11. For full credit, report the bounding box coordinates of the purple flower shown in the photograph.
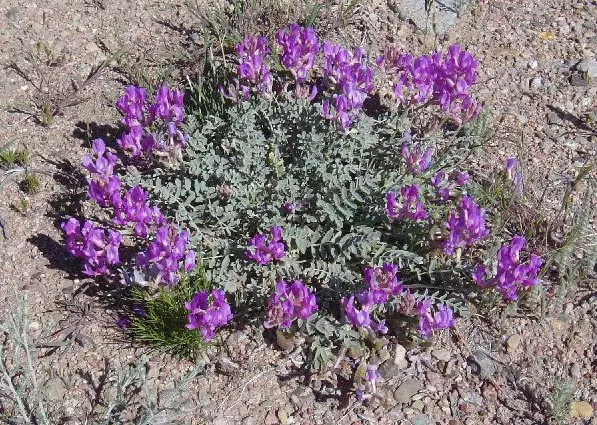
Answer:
[416,299,456,338]
[453,170,469,186]
[381,44,481,123]
[401,141,432,174]
[276,24,320,83]
[61,218,121,276]
[473,235,543,301]
[185,289,233,341]
[117,84,187,159]
[149,85,185,125]
[385,184,428,221]
[505,157,523,193]
[246,226,286,265]
[363,263,403,303]
[136,224,196,286]
[442,196,489,255]
[116,85,148,129]
[117,315,131,330]
[264,280,317,329]
[342,290,387,334]
[321,42,374,129]
[82,139,121,207]
[112,186,165,238]
[282,202,297,215]
[228,35,273,97]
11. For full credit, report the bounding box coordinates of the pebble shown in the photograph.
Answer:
[410,413,430,425]
[546,111,564,126]
[577,59,597,78]
[528,60,538,69]
[570,362,582,379]
[467,350,495,379]
[530,76,543,89]
[570,401,594,419]
[505,334,522,353]
[393,379,423,404]
[431,349,451,362]
[45,378,68,402]
[570,73,589,87]
[213,417,231,425]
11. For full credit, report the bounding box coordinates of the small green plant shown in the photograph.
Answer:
[0,148,30,167]
[129,269,212,358]
[550,381,575,425]
[21,174,41,194]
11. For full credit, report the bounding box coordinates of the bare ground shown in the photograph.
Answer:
[0,0,596,424]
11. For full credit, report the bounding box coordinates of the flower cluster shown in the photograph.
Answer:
[116,84,186,159]
[264,280,318,329]
[276,23,320,84]
[431,169,469,201]
[401,141,432,175]
[363,262,403,303]
[385,184,428,221]
[236,36,273,97]
[473,235,542,301]
[343,263,456,338]
[112,186,165,238]
[82,139,121,207]
[136,224,196,286]
[442,196,489,255]
[246,226,286,265]
[321,43,374,130]
[342,292,388,334]
[62,218,121,276]
[185,289,233,341]
[380,44,480,123]
[64,86,196,284]
[416,299,456,338]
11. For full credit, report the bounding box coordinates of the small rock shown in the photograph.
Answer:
[530,76,543,89]
[213,417,231,425]
[411,400,425,411]
[570,73,589,87]
[528,60,538,70]
[577,59,597,78]
[431,349,451,362]
[264,410,278,425]
[393,379,423,404]
[277,409,291,425]
[547,111,564,126]
[570,401,594,419]
[410,413,430,425]
[217,357,240,375]
[505,334,522,353]
[463,392,484,406]
[570,362,582,379]
[45,378,67,402]
[467,350,495,379]
[379,345,408,379]
[241,417,257,425]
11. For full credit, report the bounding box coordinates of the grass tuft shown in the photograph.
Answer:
[129,268,213,358]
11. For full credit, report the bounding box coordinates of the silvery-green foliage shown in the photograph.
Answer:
[132,92,473,297]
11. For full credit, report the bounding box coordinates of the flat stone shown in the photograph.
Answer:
[393,378,423,404]
[570,362,582,379]
[505,334,522,353]
[570,73,589,87]
[391,0,461,36]
[431,349,451,362]
[45,378,67,402]
[467,350,495,378]
[410,413,430,425]
[577,59,597,78]
[570,401,594,419]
